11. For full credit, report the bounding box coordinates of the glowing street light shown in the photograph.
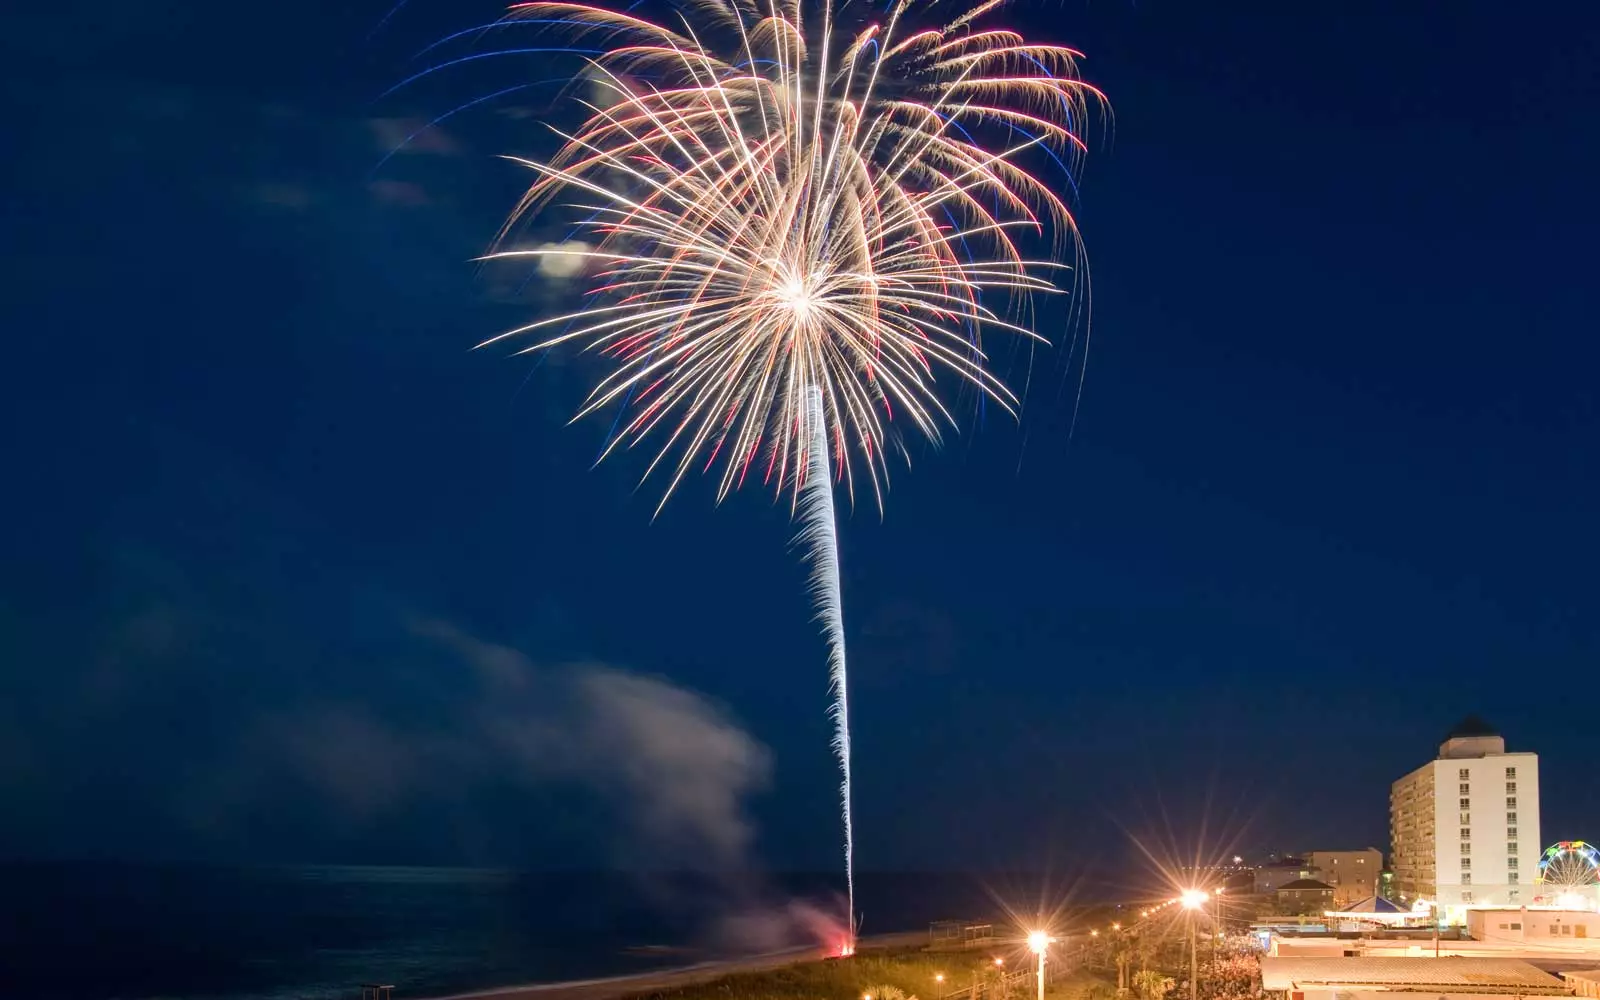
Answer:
[1112,922,1122,931]
[935,974,946,985]
[994,958,1005,967]
[1180,889,1209,910]
[1028,931,1054,1000]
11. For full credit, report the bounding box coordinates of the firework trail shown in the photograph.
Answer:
[441,0,1099,943]
[796,384,854,936]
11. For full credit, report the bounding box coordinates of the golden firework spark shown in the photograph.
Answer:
[479,0,1102,512]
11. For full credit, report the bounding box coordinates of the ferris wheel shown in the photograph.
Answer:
[1534,841,1600,903]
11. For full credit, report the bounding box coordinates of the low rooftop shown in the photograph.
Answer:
[1261,957,1569,994]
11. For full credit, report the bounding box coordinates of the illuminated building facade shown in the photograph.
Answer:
[1305,848,1384,907]
[1390,717,1540,914]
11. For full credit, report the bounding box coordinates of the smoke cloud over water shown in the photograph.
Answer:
[415,620,772,871]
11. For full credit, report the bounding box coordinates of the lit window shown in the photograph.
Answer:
[1461,813,1472,825]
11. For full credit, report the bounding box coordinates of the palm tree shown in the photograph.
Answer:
[1115,945,1135,995]
[1133,971,1174,1000]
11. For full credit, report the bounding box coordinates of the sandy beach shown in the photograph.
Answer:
[429,931,929,1000]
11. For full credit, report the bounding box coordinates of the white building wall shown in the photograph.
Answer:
[1468,908,1599,942]
[1430,752,1539,911]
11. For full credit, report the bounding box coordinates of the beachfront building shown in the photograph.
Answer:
[1389,717,1540,916]
[1277,879,1336,916]
[1305,849,1383,908]
[1256,859,1319,895]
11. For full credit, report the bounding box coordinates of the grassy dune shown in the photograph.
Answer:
[624,947,1112,1000]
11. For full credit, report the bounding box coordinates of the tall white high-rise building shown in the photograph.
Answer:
[1390,717,1540,914]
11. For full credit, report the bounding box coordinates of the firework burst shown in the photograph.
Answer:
[476,0,1102,512]
[442,0,1100,942]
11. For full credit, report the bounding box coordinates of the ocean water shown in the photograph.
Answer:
[0,864,1018,1000]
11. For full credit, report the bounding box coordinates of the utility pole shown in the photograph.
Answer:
[1190,914,1198,1000]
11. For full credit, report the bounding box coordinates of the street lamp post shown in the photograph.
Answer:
[1181,890,1210,1000]
[1028,931,1053,1000]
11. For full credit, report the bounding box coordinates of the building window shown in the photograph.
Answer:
[1509,857,1519,869]
[1550,926,1560,936]
[1460,783,1471,795]
[1507,797,1517,809]
[1506,767,1516,778]
[1461,828,1471,839]
[1510,891,1520,901]
[1509,842,1518,854]
[1510,872,1519,882]
[1507,782,1517,793]
[1461,843,1471,855]
[1461,812,1472,825]
[1509,827,1518,838]
[1461,768,1471,780]
[1461,859,1472,870]
[1508,812,1518,824]
[1510,921,1522,929]
[1463,891,1474,901]
[1461,798,1472,809]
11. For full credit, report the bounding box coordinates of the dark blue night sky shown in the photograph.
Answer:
[2,1,1596,874]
